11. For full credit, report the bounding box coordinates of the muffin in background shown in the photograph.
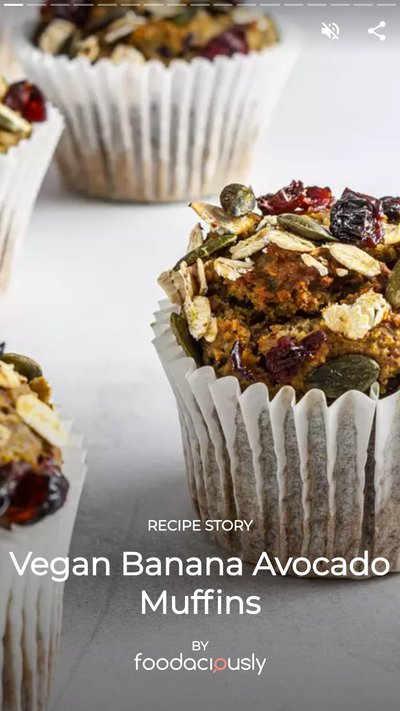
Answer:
[0,349,86,710]
[153,181,400,576]
[0,77,63,295]
[15,2,299,202]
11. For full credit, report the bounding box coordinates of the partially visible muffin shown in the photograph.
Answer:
[0,350,69,529]
[34,1,278,64]
[0,78,47,153]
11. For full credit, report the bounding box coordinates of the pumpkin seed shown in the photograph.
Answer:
[219,184,256,217]
[173,233,237,270]
[277,213,336,242]
[308,354,380,398]
[190,202,260,235]
[170,312,202,366]
[2,353,43,382]
[386,258,400,307]
[170,7,198,25]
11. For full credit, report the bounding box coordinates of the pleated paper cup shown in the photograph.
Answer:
[152,302,400,579]
[0,423,87,711]
[15,20,300,203]
[0,104,63,296]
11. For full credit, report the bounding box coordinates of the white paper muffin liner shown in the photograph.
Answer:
[0,104,63,296]
[153,301,400,578]
[0,422,87,711]
[15,21,300,202]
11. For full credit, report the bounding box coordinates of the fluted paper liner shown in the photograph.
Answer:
[153,302,400,578]
[15,21,300,202]
[0,423,87,710]
[0,104,63,296]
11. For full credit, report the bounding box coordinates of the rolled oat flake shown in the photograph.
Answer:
[308,354,380,398]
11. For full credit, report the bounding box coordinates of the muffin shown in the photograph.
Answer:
[154,181,400,576]
[15,2,299,202]
[0,349,86,709]
[0,78,63,294]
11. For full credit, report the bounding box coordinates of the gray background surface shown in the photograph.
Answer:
[2,6,400,709]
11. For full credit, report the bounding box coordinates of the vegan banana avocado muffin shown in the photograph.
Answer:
[158,181,400,399]
[0,78,47,154]
[0,348,69,528]
[34,0,278,64]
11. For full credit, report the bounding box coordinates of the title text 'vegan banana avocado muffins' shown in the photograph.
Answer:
[154,182,400,576]
[16,1,298,201]
[0,350,86,710]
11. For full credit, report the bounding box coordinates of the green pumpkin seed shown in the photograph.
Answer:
[1,353,43,382]
[277,214,336,243]
[170,7,198,25]
[308,354,380,399]
[386,258,400,307]
[170,312,202,366]
[173,233,238,271]
[220,184,256,217]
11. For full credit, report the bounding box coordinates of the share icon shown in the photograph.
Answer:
[368,21,386,41]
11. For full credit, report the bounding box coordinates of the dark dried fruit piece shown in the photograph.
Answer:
[220,184,256,217]
[385,258,400,307]
[330,188,384,247]
[381,196,400,224]
[1,353,42,382]
[257,181,333,216]
[173,233,237,270]
[201,27,248,60]
[170,312,202,366]
[4,81,47,123]
[308,354,380,399]
[0,459,69,528]
[40,0,91,27]
[264,330,327,384]
[231,341,255,382]
[277,214,336,242]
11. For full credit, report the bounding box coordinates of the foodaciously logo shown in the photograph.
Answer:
[133,642,267,676]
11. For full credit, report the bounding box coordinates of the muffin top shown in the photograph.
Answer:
[0,79,47,154]
[34,1,278,64]
[0,350,69,528]
[158,181,400,400]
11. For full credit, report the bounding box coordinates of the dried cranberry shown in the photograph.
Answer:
[0,460,69,528]
[4,81,47,123]
[231,341,255,382]
[257,181,333,216]
[40,0,91,26]
[381,196,400,223]
[264,330,326,384]
[201,27,248,60]
[330,188,384,246]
